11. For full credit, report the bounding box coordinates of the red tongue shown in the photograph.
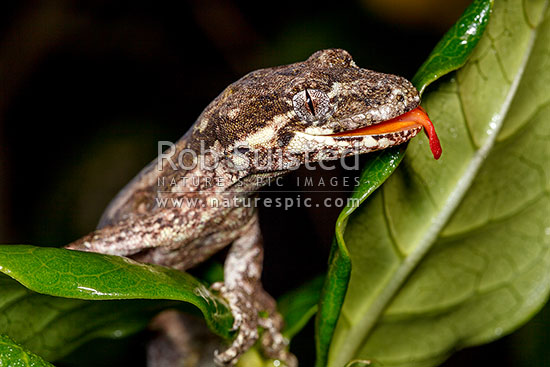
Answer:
[389,106,442,160]
[331,106,442,160]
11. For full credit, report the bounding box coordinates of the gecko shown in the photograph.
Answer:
[65,49,441,366]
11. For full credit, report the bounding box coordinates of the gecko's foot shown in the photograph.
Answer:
[258,314,297,367]
[212,282,259,366]
[255,289,297,367]
[211,283,297,367]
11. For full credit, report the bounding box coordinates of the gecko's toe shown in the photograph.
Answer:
[214,325,259,366]
[211,284,297,366]
[258,316,297,367]
[211,283,260,365]
[211,282,247,332]
[256,295,298,367]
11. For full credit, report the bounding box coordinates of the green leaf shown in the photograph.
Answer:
[328,0,550,366]
[278,275,325,339]
[344,360,383,367]
[0,274,174,361]
[0,245,233,360]
[315,146,406,366]
[412,0,493,95]
[315,1,494,366]
[236,348,282,367]
[0,334,55,367]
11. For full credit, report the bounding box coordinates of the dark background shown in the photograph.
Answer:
[0,0,548,366]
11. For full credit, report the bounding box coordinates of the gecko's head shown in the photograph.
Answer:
[193,49,440,174]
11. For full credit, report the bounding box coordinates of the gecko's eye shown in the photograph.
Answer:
[292,89,330,123]
[304,89,315,114]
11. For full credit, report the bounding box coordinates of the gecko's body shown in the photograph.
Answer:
[66,49,433,366]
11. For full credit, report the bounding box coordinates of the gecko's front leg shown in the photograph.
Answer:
[212,214,296,367]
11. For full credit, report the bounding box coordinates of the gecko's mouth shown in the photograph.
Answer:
[328,106,442,159]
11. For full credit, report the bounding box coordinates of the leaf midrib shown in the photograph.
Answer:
[331,4,544,364]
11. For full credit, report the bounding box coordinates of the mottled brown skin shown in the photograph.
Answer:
[66,49,422,366]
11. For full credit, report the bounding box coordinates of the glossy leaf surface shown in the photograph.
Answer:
[0,245,233,360]
[412,0,493,95]
[328,0,550,366]
[0,334,55,367]
[315,1,495,365]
